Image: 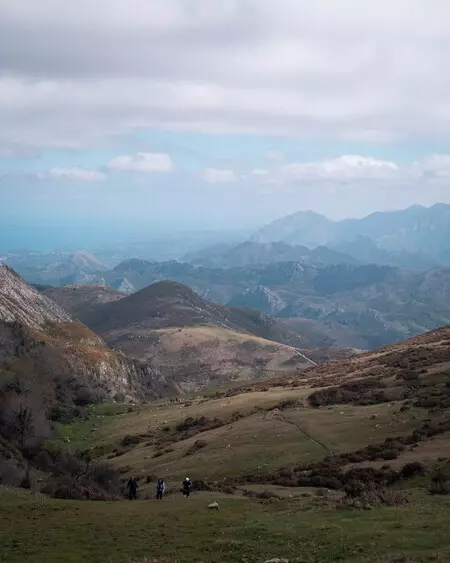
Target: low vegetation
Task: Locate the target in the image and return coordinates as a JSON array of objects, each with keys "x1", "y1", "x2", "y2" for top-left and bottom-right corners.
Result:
[{"x1": 2, "y1": 486, "x2": 450, "y2": 563}]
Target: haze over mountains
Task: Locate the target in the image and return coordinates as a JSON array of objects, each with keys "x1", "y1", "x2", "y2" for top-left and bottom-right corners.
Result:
[
  {"x1": 3, "y1": 203, "x2": 450, "y2": 351},
  {"x1": 252, "y1": 203, "x2": 450, "y2": 267}
]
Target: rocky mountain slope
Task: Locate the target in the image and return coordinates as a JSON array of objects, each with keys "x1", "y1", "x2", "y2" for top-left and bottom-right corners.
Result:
[
  {"x1": 0, "y1": 265, "x2": 179, "y2": 417},
  {"x1": 0, "y1": 265, "x2": 71, "y2": 328}
]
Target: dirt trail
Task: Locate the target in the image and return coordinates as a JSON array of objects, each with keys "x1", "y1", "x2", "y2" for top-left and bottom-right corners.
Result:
[{"x1": 278, "y1": 413, "x2": 333, "y2": 455}]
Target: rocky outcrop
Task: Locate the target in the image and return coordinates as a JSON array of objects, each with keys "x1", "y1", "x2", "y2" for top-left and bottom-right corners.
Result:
[{"x1": 0, "y1": 265, "x2": 71, "y2": 328}]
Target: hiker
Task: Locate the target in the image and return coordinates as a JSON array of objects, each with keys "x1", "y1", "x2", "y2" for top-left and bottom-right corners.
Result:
[
  {"x1": 156, "y1": 478, "x2": 166, "y2": 500},
  {"x1": 126, "y1": 476, "x2": 138, "y2": 500},
  {"x1": 182, "y1": 477, "x2": 192, "y2": 498}
]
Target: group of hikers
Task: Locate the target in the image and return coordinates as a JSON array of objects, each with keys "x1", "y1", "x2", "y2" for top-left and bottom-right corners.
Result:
[{"x1": 126, "y1": 476, "x2": 192, "y2": 500}]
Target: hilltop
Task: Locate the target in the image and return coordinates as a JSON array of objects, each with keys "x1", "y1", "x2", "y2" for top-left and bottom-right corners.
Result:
[
  {"x1": 43, "y1": 284, "x2": 125, "y2": 319},
  {"x1": 79, "y1": 280, "x2": 305, "y2": 343},
  {"x1": 76, "y1": 280, "x2": 316, "y2": 390}
]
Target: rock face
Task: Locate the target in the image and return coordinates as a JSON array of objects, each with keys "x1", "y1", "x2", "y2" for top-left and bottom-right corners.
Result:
[{"x1": 0, "y1": 265, "x2": 71, "y2": 328}]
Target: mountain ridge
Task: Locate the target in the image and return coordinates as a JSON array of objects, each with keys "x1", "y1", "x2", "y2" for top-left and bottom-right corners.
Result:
[
  {"x1": 71, "y1": 280, "x2": 317, "y2": 391},
  {"x1": 252, "y1": 203, "x2": 450, "y2": 263}
]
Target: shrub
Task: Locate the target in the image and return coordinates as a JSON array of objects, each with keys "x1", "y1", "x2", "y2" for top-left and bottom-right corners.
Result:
[
  {"x1": 344, "y1": 479, "x2": 371, "y2": 498},
  {"x1": 0, "y1": 457, "x2": 25, "y2": 486},
  {"x1": 185, "y1": 439, "x2": 208, "y2": 456},
  {"x1": 429, "y1": 480, "x2": 450, "y2": 495},
  {"x1": 121, "y1": 435, "x2": 144, "y2": 447},
  {"x1": 34, "y1": 449, "x2": 54, "y2": 472},
  {"x1": 429, "y1": 465, "x2": 450, "y2": 495},
  {"x1": 41, "y1": 476, "x2": 119, "y2": 501},
  {"x1": 401, "y1": 462, "x2": 425, "y2": 479},
  {"x1": 341, "y1": 487, "x2": 409, "y2": 509},
  {"x1": 309, "y1": 378, "x2": 390, "y2": 407},
  {"x1": 191, "y1": 479, "x2": 212, "y2": 491}
]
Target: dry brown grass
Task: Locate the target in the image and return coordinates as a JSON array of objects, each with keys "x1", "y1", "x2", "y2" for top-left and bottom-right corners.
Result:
[{"x1": 105, "y1": 325, "x2": 313, "y2": 392}]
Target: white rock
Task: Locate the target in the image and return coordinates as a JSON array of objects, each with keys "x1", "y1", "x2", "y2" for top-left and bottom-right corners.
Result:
[{"x1": 208, "y1": 502, "x2": 219, "y2": 510}]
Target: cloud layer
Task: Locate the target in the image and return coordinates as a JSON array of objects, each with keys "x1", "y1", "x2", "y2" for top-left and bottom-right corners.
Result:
[
  {"x1": 37, "y1": 167, "x2": 106, "y2": 181},
  {"x1": 1, "y1": 1, "x2": 450, "y2": 149},
  {"x1": 201, "y1": 168, "x2": 237, "y2": 184},
  {"x1": 107, "y1": 152, "x2": 174, "y2": 173}
]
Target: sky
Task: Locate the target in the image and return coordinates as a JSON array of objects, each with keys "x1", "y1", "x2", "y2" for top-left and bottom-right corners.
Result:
[{"x1": 1, "y1": 0, "x2": 450, "y2": 248}]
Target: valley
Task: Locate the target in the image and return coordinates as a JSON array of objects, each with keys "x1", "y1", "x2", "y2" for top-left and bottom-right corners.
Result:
[
  {"x1": 2, "y1": 204, "x2": 450, "y2": 562},
  {"x1": 3, "y1": 318, "x2": 450, "y2": 561}
]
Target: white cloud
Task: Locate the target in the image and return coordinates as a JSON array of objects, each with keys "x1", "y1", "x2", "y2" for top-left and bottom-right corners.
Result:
[
  {"x1": 420, "y1": 154, "x2": 450, "y2": 178},
  {"x1": 281, "y1": 155, "x2": 399, "y2": 182},
  {"x1": 265, "y1": 151, "x2": 284, "y2": 163},
  {"x1": 1, "y1": 1, "x2": 450, "y2": 148},
  {"x1": 38, "y1": 167, "x2": 106, "y2": 181},
  {"x1": 201, "y1": 168, "x2": 237, "y2": 184},
  {"x1": 107, "y1": 152, "x2": 174, "y2": 173}
]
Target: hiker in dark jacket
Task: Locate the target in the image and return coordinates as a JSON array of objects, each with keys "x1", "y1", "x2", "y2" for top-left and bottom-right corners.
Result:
[
  {"x1": 182, "y1": 477, "x2": 192, "y2": 498},
  {"x1": 127, "y1": 477, "x2": 138, "y2": 500},
  {"x1": 156, "y1": 478, "x2": 166, "y2": 500}
]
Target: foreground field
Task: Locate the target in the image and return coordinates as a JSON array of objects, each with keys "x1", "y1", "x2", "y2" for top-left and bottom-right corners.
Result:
[{"x1": 1, "y1": 487, "x2": 450, "y2": 563}]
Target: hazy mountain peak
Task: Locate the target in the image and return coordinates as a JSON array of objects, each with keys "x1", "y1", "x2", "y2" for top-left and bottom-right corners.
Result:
[{"x1": 251, "y1": 209, "x2": 336, "y2": 247}]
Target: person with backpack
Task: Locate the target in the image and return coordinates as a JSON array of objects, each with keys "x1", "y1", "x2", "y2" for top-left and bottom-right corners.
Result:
[
  {"x1": 156, "y1": 478, "x2": 166, "y2": 500},
  {"x1": 126, "y1": 476, "x2": 138, "y2": 500},
  {"x1": 182, "y1": 477, "x2": 192, "y2": 498}
]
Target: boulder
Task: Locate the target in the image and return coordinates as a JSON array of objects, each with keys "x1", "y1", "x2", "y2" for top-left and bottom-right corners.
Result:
[{"x1": 207, "y1": 502, "x2": 219, "y2": 510}]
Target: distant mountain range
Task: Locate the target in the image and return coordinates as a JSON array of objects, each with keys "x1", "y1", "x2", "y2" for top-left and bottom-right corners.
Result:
[
  {"x1": 4, "y1": 203, "x2": 450, "y2": 351},
  {"x1": 252, "y1": 203, "x2": 450, "y2": 266},
  {"x1": 182, "y1": 241, "x2": 362, "y2": 269},
  {"x1": 3, "y1": 250, "x2": 110, "y2": 286}
]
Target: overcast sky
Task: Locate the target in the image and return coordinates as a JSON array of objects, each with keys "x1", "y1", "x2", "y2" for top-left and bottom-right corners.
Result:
[{"x1": 1, "y1": 0, "x2": 450, "y2": 242}]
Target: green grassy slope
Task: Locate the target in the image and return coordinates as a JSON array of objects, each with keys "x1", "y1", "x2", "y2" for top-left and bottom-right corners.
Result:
[{"x1": 2, "y1": 487, "x2": 450, "y2": 563}]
